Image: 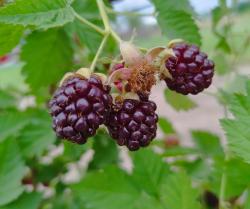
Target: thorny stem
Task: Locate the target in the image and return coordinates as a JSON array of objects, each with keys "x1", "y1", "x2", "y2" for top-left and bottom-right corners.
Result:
[
  {"x1": 90, "y1": 34, "x2": 109, "y2": 72},
  {"x1": 73, "y1": 10, "x2": 105, "y2": 35}
]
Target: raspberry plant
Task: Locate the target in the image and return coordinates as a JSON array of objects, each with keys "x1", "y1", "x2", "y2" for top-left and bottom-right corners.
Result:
[{"x1": 0, "y1": 0, "x2": 250, "y2": 209}]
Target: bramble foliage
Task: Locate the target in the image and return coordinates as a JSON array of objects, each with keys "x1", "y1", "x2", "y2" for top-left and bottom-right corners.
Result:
[{"x1": 0, "y1": 0, "x2": 250, "y2": 208}]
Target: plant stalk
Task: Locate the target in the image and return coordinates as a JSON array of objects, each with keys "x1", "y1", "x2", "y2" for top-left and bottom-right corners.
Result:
[
  {"x1": 90, "y1": 34, "x2": 109, "y2": 72},
  {"x1": 73, "y1": 10, "x2": 106, "y2": 35}
]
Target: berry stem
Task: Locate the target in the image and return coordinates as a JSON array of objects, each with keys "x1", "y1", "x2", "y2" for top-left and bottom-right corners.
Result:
[
  {"x1": 90, "y1": 34, "x2": 109, "y2": 72},
  {"x1": 97, "y1": 0, "x2": 122, "y2": 43},
  {"x1": 97, "y1": 0, "x2": 110, "y2": 32},
  {"x1": 73, "y1": 10, "x2": 105, "y2": 35}
]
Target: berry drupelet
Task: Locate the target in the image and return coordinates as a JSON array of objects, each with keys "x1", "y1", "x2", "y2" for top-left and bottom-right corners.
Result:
[
  {"x1": 49, "y1": 74, "x2": 112, "y2": 144},
  {"x1": 164, "y1": 42, "x2": 215, "y2": 95},
  {"x1": 106, "y1": 99, "x2": 158, "y2": 151}
]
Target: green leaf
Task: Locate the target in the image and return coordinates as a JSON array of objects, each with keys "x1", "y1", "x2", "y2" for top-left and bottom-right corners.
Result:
[
  {"x1": 67, "y1": 20, "x2": 103, "y2": 53},
  {"x1": 191, "y1": 130, "x2": 224, "y2": 157},
  {"x1": 0, "y1": 110, "x2": 29, "y2": 142},
  {"x1": 0, "y1": 90, "x2": 17, "y2": 109},
  {"x1": 21, "y1": 28, "x2": 73, "y2": 91},
  {"x1": 0, "y1": 139, "x2": 26, "y2": 206},
  {"x1": 71, "y1": 150, "x2": 169, "y2": 209},
  {"x1": 211, "y1": 6, "x2": 226, "y2": 28},
  {"x1": 89, "y1": 130, "x2": 119, "y2": 170},
  {"x1": 0, "y1": 63, "x2": 27, "y2": 91},
  {"x1": 17, "y1": 110, "x2": 56, "y2": 158},
  {"x1": 160, "y1": 172, "x2": 201, "y2": 209},
  {"x1": 151, "y1": 0, "x2": 193, "y2": 14},
  {"x1": 50, "y1": 192, "x2": 85, "y2": 209},
  {"x1": 0, "y1": 23, "x2": 23, "y2": 56},
  {"x1": 62, "y1": 140, "x2": 89, "y2": 163},
  {"x1": 221, "y1": 80, "x2": 250, "y2": 163},
  {"x1": 0, "y1": 0, "x2": 74, "y2": 29},
  {"x1": 71, "y1": 166, "x2": 141, "y2": 209},
  {"x1": 131, "y1": 149, "x2": 169, "y2": 197},
  {"x1": 0, "y1": 192, "x2": 42, "y2": 209},
  {"x1": 151, "y1": 0, "x2": 201, "y2": 46},
  {"x1": 213, "y1": 52, "x2": 230, "y2": 75},
  {"x1": 161, "y1": 146, "x2": 198, "y2": 157},
  {"x1": 158, "y1": 117, "x2": 175, "y2": 134},
  {"x1": 164, "y1": 89, "x2": 197, "y2": 111},
  {"x1": 210, "y1": 157, "x2": 250, "y2": 198}
]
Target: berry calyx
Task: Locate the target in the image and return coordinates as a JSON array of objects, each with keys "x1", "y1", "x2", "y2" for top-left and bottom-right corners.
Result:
[
  {"x1": 106, "y1": 98, "x2": 158, "y2": 151},
  {"x1": 49, "y1": 72, "x2": 112, "y2": 144},
  {"x1": 163, "y1": 42, "x2": 215, "y2": 95}
]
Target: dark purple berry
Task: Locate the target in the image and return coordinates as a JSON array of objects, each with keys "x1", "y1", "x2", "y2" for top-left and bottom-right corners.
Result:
[
  {"x1": 164, "y1": 43, "x2": 215, "y2": 95},
  {"x1": 49, "y1": 75, "x2": 112, "y2": 144},
  {"x1": 106, "y1": 99, "x2": 158, "y2": 151}
]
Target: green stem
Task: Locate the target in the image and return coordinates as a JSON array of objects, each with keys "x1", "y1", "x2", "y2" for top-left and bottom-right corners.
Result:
[
  {"x1": 97, "y1": 0, "x2": 122, "y2": 43},
  {"x1": 219, "y1": 105, "x2": 230, "y2": 209},
  {"x1": 73, "y1": 10, "x2": 106, "y2": 35},
  {"x1": 97, "y1": 0, "x2": 110, "y2": 31},
  {"x1": 110, "y1": 29, "x2": 122, "y2": 43},
  {"x1": 90, "y1": 34, "x2": 109, "y2": 72}
]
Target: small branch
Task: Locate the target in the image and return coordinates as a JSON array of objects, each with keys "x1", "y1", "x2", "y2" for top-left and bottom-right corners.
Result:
[
  {"x1": 73, "y1": 10, "x2": 106, "y2": 35},
  {"x1": 97, "y1": 0, "x2": 110, "y2": 31},
  {"x1": 110, "y1": 29, "x2": 122, "y2": 43},
  {"x1": 90, "y1": 34, "x2": 109, "y2": 72}
]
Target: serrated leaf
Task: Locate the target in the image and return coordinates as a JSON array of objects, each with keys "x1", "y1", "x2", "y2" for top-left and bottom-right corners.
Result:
[
  {"x1": 151, "y1": 0, "x2": 201, "y2": 46},
  {"x1": 89, "y1": 131, "x2": 119, "y2": 170},
  {"x1": 221, "y1": 80, "x2": 250, "y2": 163},
  {"x1": 17, "y1": 110, "x2": 56, "y2": 158},
  {"x1": 21, "y1": 28, "x2": 73, "y2": 91},
  {"x1": 0, "y1": 192, "x2": 42, "y2": 209},
  {"x1": 0, "y1": 138, "x2": 26, "y2": 206},
  {"x1": 158, "y1": 117, "x2": 175, "y2": 134},
  {"x1": 191, "y1": 130, "x2": 224, "y2": 157},
  {"x1": 164, "y1": 89, "x2": 197, "y2": 111},
  {"x1": 0, "y1": 23, "x2": 23, "y2": 56},
  {"x1": 160, "y1": 172, "x2": 201, "y2": 209},
  {"x1": 0, "y1": 0, "x2": 74, "y2": 29}
]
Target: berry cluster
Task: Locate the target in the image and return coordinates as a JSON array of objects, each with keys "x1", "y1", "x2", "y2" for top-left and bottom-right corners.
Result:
[{"x1": 49, "y1": 40, "x2": 215, "y2": 151}]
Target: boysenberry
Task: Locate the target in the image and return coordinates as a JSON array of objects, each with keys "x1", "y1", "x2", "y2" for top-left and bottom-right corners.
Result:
[
  {"x1": 164, "y1": 43, "x2": 214, "y2": 95},
  {"x1": 49, "y1": 74, "x2": 112, "y2": 144},
  {"x1": 106, "y1": 99, "x2": 158, "y2": 151}
]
